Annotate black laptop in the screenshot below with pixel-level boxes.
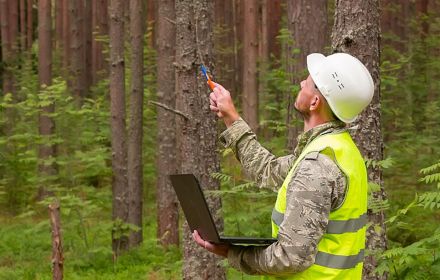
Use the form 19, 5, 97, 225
169, 174, 277, 246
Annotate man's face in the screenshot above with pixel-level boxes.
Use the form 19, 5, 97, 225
294, 75, 318, 117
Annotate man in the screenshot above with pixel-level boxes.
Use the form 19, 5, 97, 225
193, 53, 374, 279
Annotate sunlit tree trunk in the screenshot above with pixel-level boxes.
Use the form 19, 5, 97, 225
127, 0, 144, 248
175, 0, 225, 278
156, 0, 179, 247
332, 1, 385, 279
109, 0, 129, 255
242, 0, 258, 132
286, 0, 328, 152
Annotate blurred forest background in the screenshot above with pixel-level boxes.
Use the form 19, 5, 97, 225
0, 0, 439, 279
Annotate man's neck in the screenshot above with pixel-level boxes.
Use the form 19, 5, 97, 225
303, 115, 333, 132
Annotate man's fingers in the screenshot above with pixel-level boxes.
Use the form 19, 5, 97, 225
210, 105, 219, 112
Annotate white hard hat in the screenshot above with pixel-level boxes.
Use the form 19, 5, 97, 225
307, 53, 374, 123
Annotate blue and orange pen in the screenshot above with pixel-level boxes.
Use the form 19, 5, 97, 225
201, 65, 216, 91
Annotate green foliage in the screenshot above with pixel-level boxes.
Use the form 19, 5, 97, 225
377, 160, 440, 279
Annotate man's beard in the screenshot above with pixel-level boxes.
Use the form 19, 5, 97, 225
293, 99, 310, 121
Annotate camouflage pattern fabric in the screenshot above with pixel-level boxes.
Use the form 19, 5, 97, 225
219, 118, 349, 275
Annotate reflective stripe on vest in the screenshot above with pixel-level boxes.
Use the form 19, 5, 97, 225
270, 131, 368, 280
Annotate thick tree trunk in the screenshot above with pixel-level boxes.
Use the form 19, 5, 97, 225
127, 0, 144, 248
286, 0, 328, 152
332, 1, 385, 279
175, 0, 225, 279
242, 0, 258, 132
109, 0, 129, 255
38, 0, 56, 177
69, 0, 86, 98
156, 0, 179, 247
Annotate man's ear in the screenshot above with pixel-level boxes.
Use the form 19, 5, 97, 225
310, 95, 320, 111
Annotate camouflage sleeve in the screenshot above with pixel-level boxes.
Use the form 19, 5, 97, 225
219, 118, 295, 191
227, 152, 347, 275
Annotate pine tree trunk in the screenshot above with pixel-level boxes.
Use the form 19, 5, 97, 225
156, 0, 179, 247
62, 0, 70, 70
69, 0, 86, 98
286, 0, 328, 152
127, 0, 144, 248
109, 0, 129, 255
55, 0, 63, 51
91, 0, 108, 84
175, 0, 225, 278
84, 0, 93, 94
0, 0, 12, 95
242, 0, 258, 132
19, 0, 25, 51
38, 0, 56, 177
332, 1, 385, 279
26, 0, 32, 49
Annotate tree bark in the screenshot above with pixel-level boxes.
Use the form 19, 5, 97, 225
26, 0, 32, 49
175, 0, 225, 278
19, 0, 25, 51
84, 0, 93, 94
0, 0, 12, 95
91, 0, 109, 84
38, 0, 56, 177
127, 0, 144, 248
55, 0, 63, 50
109, 0, 129, 255
62, 0, 70, 70
286, 0, 328, 152
242, 0, 259, 132
332, 1, 385, 279
156, 0, 179, 247
69, 0, 86, 98
49, 201, 64, 280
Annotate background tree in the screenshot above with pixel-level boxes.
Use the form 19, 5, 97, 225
332, 1, 385, 279
286, 0, 328, 151
127, 0, 144, 248
155, 0, 179, 247
242, 0, 259, 132
38, 0, 56, 178
69, 0, 87, 98
175, 0, 225, 278
109, 0, 129, 255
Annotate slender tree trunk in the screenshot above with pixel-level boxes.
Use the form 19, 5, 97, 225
109, 0, 129, 255
9, 0, 18, 53
69, 0, 86, 98
84, 0, 93, 94
19, 0, 25, 51
55, 0, 63, 50
286, 0, 328, 152
26, 0, 32, 49
242, 0, 258, 132
62, 0, 70, 70
332, 1, 385, 279
175, 0, 225, 278
49, 201, 64, 280
0, 0, 12, 94
146, 0, 155, 48
127, 0, 144, 248
91, 0, 108, 84
156, 0, 179, 247
267, 0, 281, 59
38, 0, 56, 178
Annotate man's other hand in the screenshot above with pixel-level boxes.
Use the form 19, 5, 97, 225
209, 83, 240, 127
192, 230, 229, 258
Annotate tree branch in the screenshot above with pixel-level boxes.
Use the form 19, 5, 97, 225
149, 101, 189, 120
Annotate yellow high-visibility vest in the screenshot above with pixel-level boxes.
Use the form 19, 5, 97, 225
271, 131, 368, 279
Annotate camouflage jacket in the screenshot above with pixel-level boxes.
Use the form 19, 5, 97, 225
219, 118, 348, 276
